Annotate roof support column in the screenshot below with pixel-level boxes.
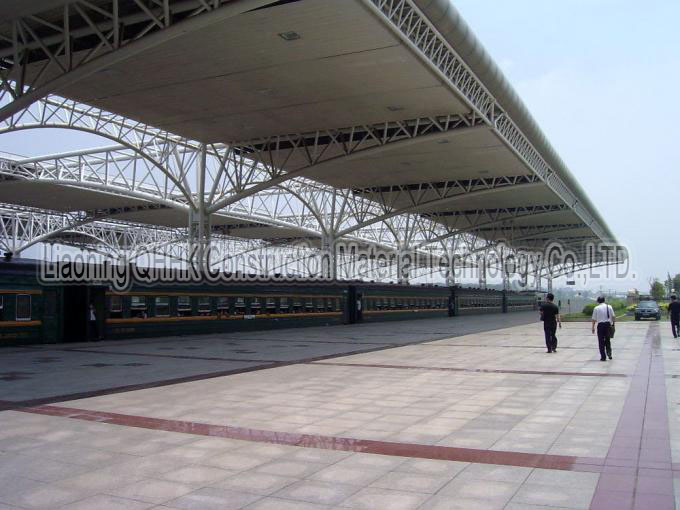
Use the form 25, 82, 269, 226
535, 269, 542, 292
189, 143, 211, 270
501, 248, 509, 291
443, 237, 456, 287
0, 210, 17, 257
520, 258, 530, 289
321, 233, 337, 281
396, 246, 411, 285
478, 252, 487, 289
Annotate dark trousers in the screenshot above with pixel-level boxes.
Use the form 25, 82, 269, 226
88, 320, 100, 341
597, 322, 612, 359
672, 316, 680, 338
544, 321, 558, 351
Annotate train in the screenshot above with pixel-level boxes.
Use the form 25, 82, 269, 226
0, 259, 537, 346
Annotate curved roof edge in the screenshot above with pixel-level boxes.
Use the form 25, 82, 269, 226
413, 0, 615, 243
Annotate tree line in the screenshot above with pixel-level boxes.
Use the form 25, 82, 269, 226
648, 273, 680, 301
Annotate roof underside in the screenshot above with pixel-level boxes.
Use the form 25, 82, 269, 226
0, 0, 614, 256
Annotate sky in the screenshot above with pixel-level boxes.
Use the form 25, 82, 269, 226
453, 0, 680, 291
1, 0, 678, 292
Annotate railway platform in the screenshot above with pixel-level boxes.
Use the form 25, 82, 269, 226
1, 315, 677, 510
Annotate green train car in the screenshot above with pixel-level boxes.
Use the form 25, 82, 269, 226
0, 259, 536, 346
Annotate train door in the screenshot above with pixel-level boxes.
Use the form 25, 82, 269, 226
346, 286, 356, 323
41, 288, 61, 343
63, 286, 107, 342
63, 285, 88, 342
346, 286, 362, 324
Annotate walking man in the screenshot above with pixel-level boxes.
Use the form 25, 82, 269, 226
591, 297, 615, 361
540, 293, 561, 353
88, 302, 100, 341
668, 295, 680, 338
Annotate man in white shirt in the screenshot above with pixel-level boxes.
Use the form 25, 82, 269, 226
591, 297, 615, 361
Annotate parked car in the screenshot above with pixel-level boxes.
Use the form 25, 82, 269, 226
635, 300, 661, 320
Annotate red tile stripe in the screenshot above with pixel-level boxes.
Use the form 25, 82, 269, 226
21, 403, 605, 472
312, 361, 630, 378
589, 324, 675, 510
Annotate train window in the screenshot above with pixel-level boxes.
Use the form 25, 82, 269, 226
279, 297, 289, 311
110, 295, 122, 313
131, 296, 146, 309
316, 298, 325, 312
0, 295, 3, 320
198, 296, 211, 314
305, 298, 314, 312
217, 296, 229, 310
177, 296, 191, 311
16, 294, 31, 321
235, 297, 245, 314
129, 296, 147, 318
326, 298, 335, 311
251, 298, 261, 314
293, 299, 302, 313
266, 297, 276, 312
155, 297, 170, 317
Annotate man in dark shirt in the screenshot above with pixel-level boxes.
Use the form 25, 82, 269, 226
540, 293, 561, 353
668, 295, 680, 338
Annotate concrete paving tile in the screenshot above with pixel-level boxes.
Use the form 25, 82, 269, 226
58, 494, 155, 510
54, 469, 141, 496
253, 459, 327, 478
418, 495, 507, 510
455, 464, 533, 483
525, 468, 599, 490
212, 472, 299, 495
337, 487, 430, 509
106, 479, 196, 504
438, 478, 522, 503
242, 497, 332, 510
164, 487, 262, 510
333, 453, 406, 471
281, 447, 351, 465
394, 458, 469, 477
273, 480, 361, 505
0, 480, 88, 509
308, 465, 386, 486
369, 471, 451, 493
511, 483, 596, 509
200, 452, 271, 471
158, 465, 235, 486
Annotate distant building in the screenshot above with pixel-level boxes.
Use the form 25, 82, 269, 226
627, 289, 640, 304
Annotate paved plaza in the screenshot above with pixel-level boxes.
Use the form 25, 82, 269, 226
1, 315, 679, 509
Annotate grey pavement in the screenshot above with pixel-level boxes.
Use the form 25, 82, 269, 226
0, 312, 536, 405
